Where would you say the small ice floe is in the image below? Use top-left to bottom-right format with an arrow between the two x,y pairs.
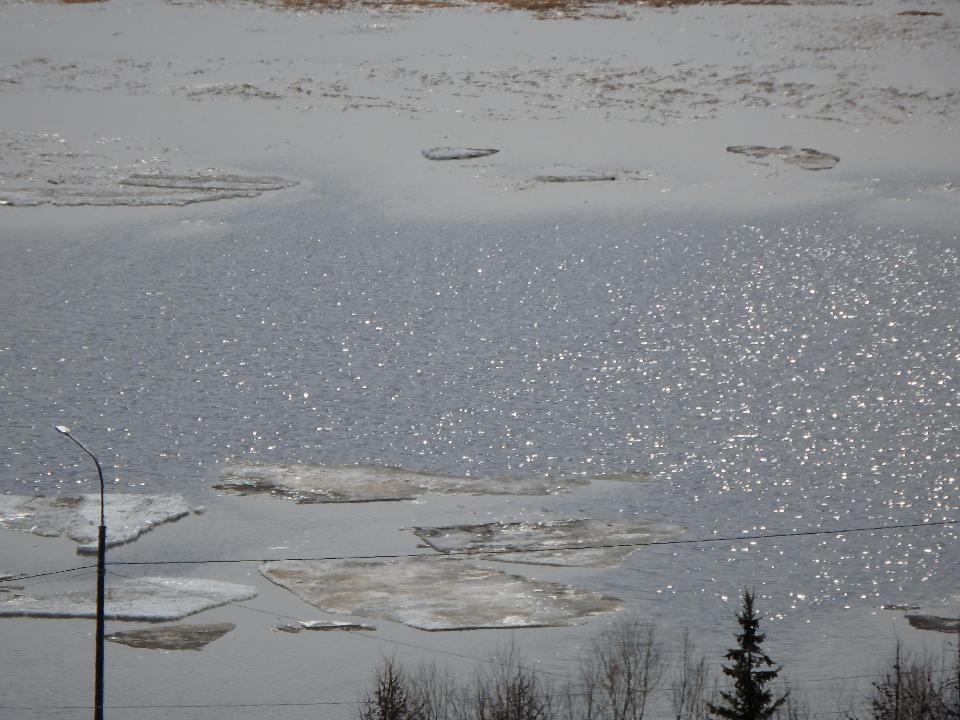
275,623 -> 303,633
902,595 -> 960,634
517,168 -> 650,189
422,147 -> 499,161
0,494 -> 198,554
0,577 -> 257,622
106,623 -> 235,650
532,173 -> 618,183
215,463 -> 649,503
260,557 -> 621,631
726,145 -> 840,170
300,620 -> 376,632
906,615 -> 960,633
410,519 -> 685,567
881,603 -> 922,611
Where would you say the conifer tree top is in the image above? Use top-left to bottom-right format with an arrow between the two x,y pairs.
707,591 -> 788,720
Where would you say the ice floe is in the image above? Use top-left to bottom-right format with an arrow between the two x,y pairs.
260,557 -> 621,631
410,519 -> 685,567
726,145 -> 840,170
532,173 -> 618,183
0,577 -> 257,621
215,463 -> 648,503
106,623 -> 235,650
300,620 -> 376,631
422,147 -> 499,160
906,614 -> 960,633
276,619 -> 377,633
0,131 -> 296,207
903,595 -> 960,633
0,494 -> 197,554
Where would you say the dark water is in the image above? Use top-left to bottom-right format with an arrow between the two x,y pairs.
1,191 -> 958,711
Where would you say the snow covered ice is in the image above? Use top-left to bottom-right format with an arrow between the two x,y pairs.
216,462 -> 648,503
410,519 -> 686,567
261,557 -> 622,630
0,577 -> 257,621
0,493 -> 197,554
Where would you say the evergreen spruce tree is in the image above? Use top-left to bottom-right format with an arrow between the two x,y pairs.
707,591 -> 788,720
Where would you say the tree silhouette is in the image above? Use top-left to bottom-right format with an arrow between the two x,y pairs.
707,591 -> 788,720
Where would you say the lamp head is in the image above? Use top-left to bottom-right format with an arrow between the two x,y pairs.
54,425 -> 72,435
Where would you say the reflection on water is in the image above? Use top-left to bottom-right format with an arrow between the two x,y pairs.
0,197 -> 957,665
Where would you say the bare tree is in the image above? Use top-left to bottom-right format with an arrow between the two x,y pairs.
360,656 -> 427,720
672,629 -> 711,720
774,682 -> 810,720
411,661 -> 462,720
867,639 -> 959,720
467,643 -> 552,720
572,616 -> 665,720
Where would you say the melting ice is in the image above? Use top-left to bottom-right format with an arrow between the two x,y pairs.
106,623 -> 235,650
0,577 -> 257,621
0,494 -> 198,554
410,518 -> 685,567
216,462 -> 648,503
260,557 -> 621,631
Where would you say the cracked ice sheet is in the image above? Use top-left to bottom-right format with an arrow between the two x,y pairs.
261,558 -> 621,631
0,577 -> 256,622
215,463 -> 649,503
0,494 -> 196,554
410,519 -> 686,567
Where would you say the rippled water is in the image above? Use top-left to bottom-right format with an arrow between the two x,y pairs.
2,191 -> 958,709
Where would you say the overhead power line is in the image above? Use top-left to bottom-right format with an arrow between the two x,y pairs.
1,517 -> 955,583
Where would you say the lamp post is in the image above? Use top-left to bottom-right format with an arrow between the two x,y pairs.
54,425 -> 106,720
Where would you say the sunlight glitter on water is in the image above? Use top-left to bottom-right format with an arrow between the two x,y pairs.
1,203 -> 957,624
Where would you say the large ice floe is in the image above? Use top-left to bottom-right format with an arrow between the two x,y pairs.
0,131 -> 296,206
261,558 -> 621,631
0,494 -> 197,554
0,577 -> 256,621
106,623 -> 235,650
215,463 -> 648,503
410,519 -> 685,567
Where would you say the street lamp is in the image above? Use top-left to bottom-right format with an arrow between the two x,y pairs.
54,425 -> 106,720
